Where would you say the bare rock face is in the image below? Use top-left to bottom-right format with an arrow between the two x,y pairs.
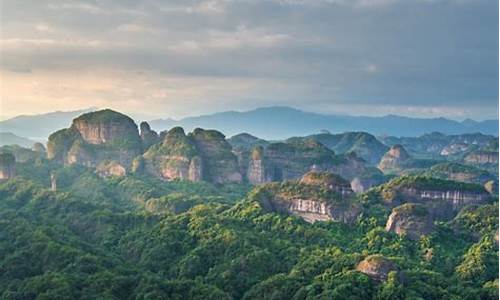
356,255 -> 399,282
378,175 -> 491,220
96,161 -> 127,178
247,146 -> 271,185
188,156 -> 203,182
484,180 -> 498,195
47,109 -> 142,169
237,137 -> 380,185
71,109 -> 140,145
464,151 -> 499,164
143,127 -> 198,181
143,127 -> 242,184
140,121 -> 159,149
378,144 -> 410,172
255,172 -> 361,224
385,203 -> 435,240
0,153 -> 15,181
190,128 -> 242,184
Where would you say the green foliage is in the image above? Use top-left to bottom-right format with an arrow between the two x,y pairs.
0,160 -> 498,299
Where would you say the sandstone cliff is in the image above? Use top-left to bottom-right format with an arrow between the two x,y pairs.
139,121 -> 159,150
464,151 -> 499,164
143,127 -> 241,183
254,172 -> 361,224
385,203 -> 434,240
0,153 -> 15,181
378,144 -> 410,173
377,175 -> 490,220
190,128 -> 242,184
47,109 -> 142,169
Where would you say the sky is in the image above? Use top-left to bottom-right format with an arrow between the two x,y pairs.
0,0 -> 498,120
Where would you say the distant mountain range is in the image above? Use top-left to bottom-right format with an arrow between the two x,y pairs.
0,132 -> 36,147
0,108 -> 96,141
0,106 -> 497,141
148,107 -> 498,139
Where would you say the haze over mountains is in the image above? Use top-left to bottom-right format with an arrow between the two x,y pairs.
0,106 -> 497,143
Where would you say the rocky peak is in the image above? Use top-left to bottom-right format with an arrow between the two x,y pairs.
385,203 -> 434,240
139,121 -> 159,149
47,110 -> 142,168
247,146 -> 268,185
378,175 -> 490,220
464,151 -> 499,164
96,161 -> 127,178
71,109 -> 141,147
378,144 -> 410,172
190,128 -> 242,184
31,142 -> 46,153
356,255 -> 399,282
0,153 -> 16,181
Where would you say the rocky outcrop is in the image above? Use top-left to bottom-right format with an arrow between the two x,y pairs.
425,162 -> 494,184
385,203 -> 434,240
246,146 -> 272,185
32,142 -> 46,153
356,255 -> 399,282
96,161 -> 127,178
140,121 -> 159,149
377,175 -> 491,220
47,109 -> 142,169
464,151 -> 498,164
190,128 -> 242,184
399,188 -> 490,211
71,109 -> 140,145
231,136 -> 384,185
255,172 -> 361,224
0,153 -> 15,181
143,127 -> 241,184
378,144 -> 410,172
188,156 -> 203,182
484,180 -> 498,195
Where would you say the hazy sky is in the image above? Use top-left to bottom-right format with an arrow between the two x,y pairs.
1,0 -> 498,120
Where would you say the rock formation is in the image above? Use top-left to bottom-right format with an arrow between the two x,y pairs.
378,144 -> 410,172
255,172 -> 361,224
143,127 -> 241,184
47,109 -> 142,169
139,121 -> 159,149
377,175 -> 490,220
423,162 -> 495,186
0,153 -> 15,181
247,146 -> 271,185
385,203 -> 434,240
190,128 -> 242,184
96,161 -> 127,178
50,173 -> 57,191
32,142 -> 46,153
356,255 -> 399,282
230,136 -> 384,186
464,151 -> 499,164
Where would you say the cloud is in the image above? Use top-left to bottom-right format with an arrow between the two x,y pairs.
0,0 -> 497,120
